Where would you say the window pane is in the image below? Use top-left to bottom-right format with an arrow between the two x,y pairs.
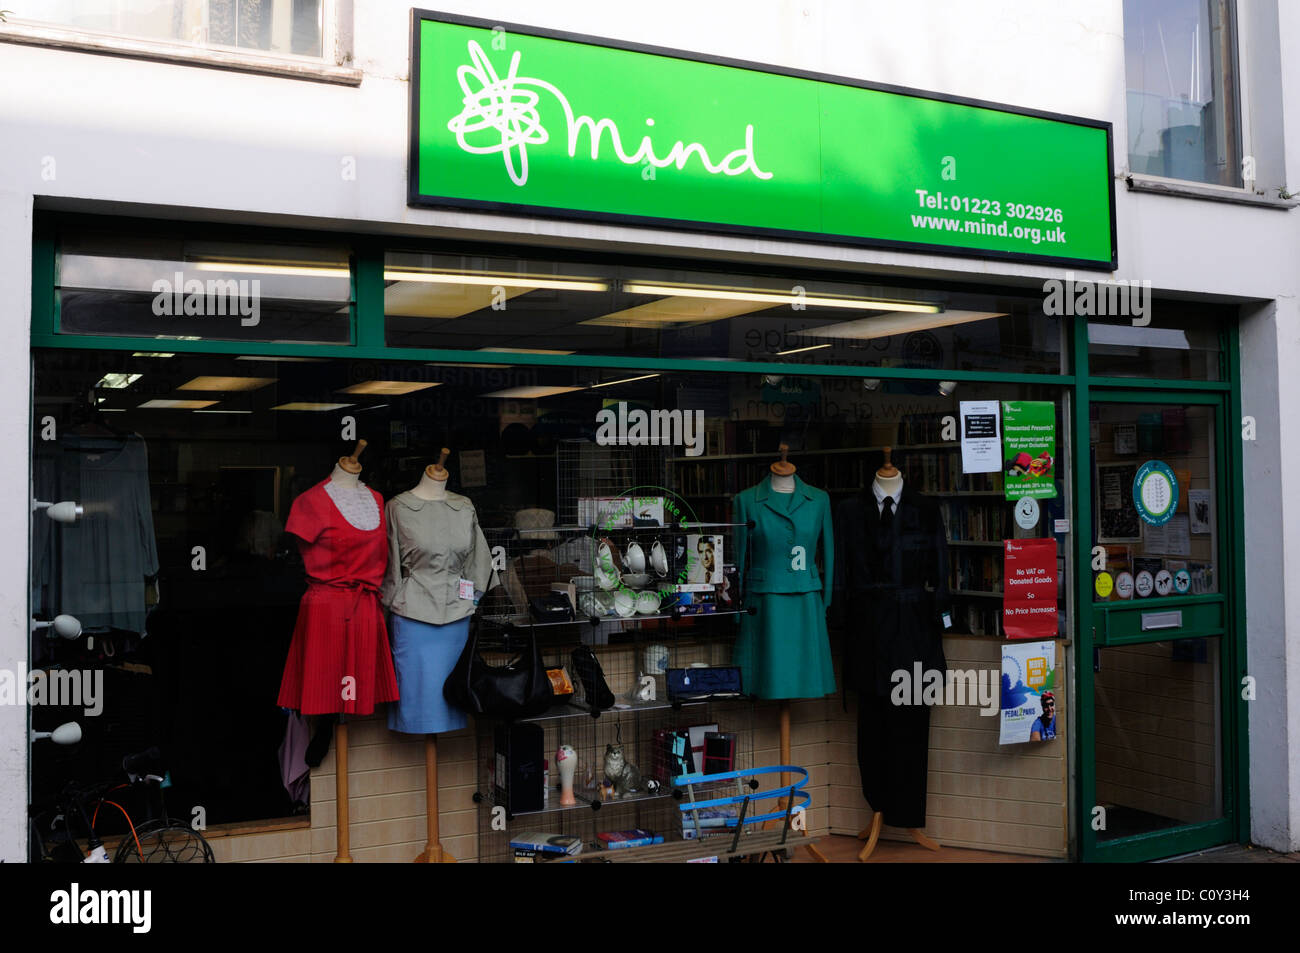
14,0 -> 325,60
1124,0 -> 1241,186
384,251 -> 1067,374
1087,305 -> 1223,380
1095,638 -> 1223,839
1090,402 -> 1218,602
58,230 -> 352,344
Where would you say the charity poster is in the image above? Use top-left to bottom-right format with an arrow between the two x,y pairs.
1003,538 -> 1058,640
1001,401 -> 1057,499
959,400 -> 1001,474
1000,641 -> 1058,745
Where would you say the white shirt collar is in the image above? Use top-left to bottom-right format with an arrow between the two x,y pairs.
872,479 -> 902,510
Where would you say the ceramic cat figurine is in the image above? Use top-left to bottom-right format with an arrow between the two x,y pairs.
603,743 -> 642,799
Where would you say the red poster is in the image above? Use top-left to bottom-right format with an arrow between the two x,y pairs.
1003,539 -> 1058,640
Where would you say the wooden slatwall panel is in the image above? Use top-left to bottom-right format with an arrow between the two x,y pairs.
828,636 -> 1070,857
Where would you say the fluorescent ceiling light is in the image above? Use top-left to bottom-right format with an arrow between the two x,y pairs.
431,362 -> 512,369
590,374 -> 660,388
132,352 -> 174,358
385,270 -> 608,292
99,408 -> 126,413
803,310 -> 1006,341
138,399 -> 217,409
1087,323 -> 1190,350
622,282 -> 939,313
338,381 -> 441,395
153,335 -> 202,341
179,376 -> 275,391
775,343 -> 832,356
479,347 -> 576,355
584,297 -> 767,329
271,402 -> 354,411
193,262 -> 350,278
235,355 -> 329,363
96,373 -> 141,389
480,386 -> 585,399
194,409 -> 253,415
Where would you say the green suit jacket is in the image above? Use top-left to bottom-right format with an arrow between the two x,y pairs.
732,475 -> 834,608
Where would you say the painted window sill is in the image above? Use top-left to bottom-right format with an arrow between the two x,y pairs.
0,22 -> 362,86
1124,174 -> 1298,210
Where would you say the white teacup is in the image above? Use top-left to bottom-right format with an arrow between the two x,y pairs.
625,541 -> 646,574
650,540 -> 668,577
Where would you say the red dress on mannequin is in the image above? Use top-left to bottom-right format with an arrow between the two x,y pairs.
276,479 -> 399,715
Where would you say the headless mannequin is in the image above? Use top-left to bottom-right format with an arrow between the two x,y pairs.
411,448 -> 455,864
766,445 -> 827,862
858,445 -> 941,860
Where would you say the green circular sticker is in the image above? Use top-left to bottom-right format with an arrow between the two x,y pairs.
1174,569 -> 1191,594
1094,571 -> 1114,598
1133,460 -> 1179,526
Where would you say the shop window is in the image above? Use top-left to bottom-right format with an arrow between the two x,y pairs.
383,250 -> 1067,374
1087,306 -> 1224,380
9,0 -> 332,60
56,230 -> 353,344
30,349 -> 1071,831
1089,401 -> 1219,602
1124,0 -> 1242,187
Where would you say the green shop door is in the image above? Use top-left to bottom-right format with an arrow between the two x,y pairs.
1079,391 -> 1245,862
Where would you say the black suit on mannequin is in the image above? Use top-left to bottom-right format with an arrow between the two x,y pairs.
835,483 -> 949,829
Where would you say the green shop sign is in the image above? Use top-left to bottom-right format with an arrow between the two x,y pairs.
409,10 -> 1117,268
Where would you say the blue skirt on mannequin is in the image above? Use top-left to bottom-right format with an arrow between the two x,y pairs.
387,614 -> 471,735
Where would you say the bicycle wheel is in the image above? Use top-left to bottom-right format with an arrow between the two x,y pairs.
114,819 -> 215,863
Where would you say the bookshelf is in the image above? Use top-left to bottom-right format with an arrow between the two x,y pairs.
669,415 -> 1052,639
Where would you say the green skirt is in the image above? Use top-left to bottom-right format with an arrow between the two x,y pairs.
734,592 -> 836,700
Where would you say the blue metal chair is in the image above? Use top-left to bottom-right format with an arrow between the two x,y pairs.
673,765 -> 811,862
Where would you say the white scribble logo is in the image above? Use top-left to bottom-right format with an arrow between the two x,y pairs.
446,40 -> 773,187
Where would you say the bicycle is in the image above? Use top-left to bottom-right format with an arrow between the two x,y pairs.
29,746 -> 216,863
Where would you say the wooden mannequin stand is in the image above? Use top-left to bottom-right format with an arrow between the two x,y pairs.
766,445 -> 828,863
413,449 -> 457,864
856,446 -> 940,861
332,439 -> 366,863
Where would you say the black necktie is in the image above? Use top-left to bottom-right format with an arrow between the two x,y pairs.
880,496 -> 895,534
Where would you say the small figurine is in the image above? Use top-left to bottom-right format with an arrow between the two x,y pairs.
556,744 -> 578,806
603,743 -> 643,799
600,780 -> 615,801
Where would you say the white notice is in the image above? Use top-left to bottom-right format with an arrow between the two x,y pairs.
959,400 -> 1001,474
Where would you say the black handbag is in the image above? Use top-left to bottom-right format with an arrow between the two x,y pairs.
444,623 -> 553,719
570,645 -> 615,711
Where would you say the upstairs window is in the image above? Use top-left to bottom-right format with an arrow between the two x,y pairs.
1124,0 -> 1242,187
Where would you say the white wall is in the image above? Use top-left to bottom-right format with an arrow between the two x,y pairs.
0,0 -> 1297,857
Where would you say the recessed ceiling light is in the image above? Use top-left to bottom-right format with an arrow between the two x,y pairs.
804,310 -> 1005,341
138,399 -> 218,409
96,373 -> 142,389
479,347 -> 577,355
480,386 -> 585,399
622,282 -> 940,313
590,374 -> 660,388
775,344 -> 832,356
179,376 -> 275,391
385,270 -> 608,292
271,402 -> 354,411
338,381 -> 441,395
235,355 -> 329,363
193,262 -> 350,278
